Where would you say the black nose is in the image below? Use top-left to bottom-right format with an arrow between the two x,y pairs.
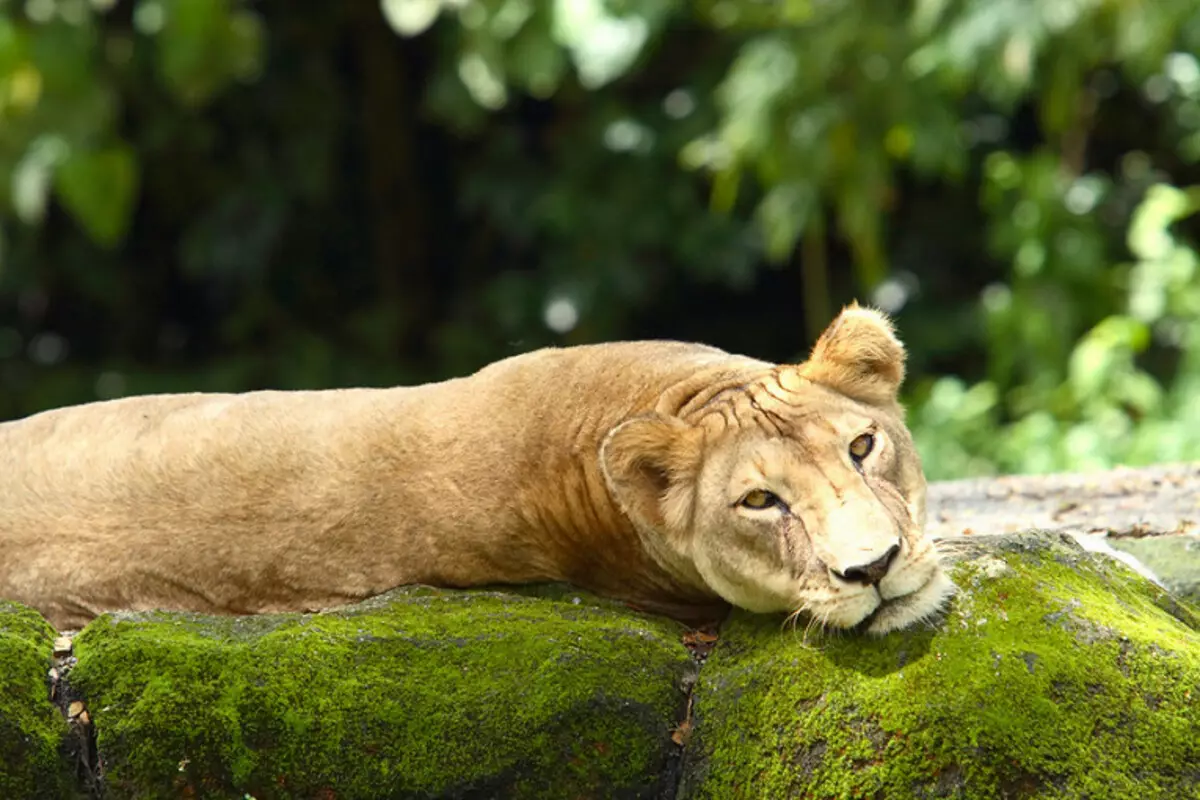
834,544 -> 900,586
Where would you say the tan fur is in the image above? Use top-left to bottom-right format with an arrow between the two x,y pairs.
0,306 -> 953,633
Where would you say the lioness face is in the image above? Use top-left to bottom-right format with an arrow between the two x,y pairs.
687,385 -> 954,635
601,304 -> 955,635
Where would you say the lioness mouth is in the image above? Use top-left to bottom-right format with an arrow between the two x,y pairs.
851,591 -> 891,634
850,574 -> 933,634
847,568 -> 955,635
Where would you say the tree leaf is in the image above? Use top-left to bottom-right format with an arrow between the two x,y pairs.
54,144 -> 139,248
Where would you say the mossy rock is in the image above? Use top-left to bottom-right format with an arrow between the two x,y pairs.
0,601 -> 75,799
678,531 -> 1200,800
1107,535 -> 1200,605
69,586 -> 695,799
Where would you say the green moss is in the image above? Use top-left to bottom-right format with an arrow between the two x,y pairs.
679,531 -> 1200,800
0,601 -> 75,799
69,586 -> 695,799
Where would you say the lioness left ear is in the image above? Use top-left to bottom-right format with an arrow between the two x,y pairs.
795,302 -> 906,405
600,414 -> 703,538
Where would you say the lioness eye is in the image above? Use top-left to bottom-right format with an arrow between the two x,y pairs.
849,433 -> 875,462
740,489 -> 781,510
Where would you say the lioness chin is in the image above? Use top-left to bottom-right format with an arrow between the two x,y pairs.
0,304 -> 954,634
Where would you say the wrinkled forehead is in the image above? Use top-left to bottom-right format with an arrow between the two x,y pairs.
692,375 -> 891,441
722,422 -> 852,480
694,377 -> 913,482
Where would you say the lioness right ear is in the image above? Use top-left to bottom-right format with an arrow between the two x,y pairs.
794,302 -> 906,405
600,414 -> 703,537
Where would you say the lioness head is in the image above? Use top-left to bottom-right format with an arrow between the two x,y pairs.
601,305 -> 954,635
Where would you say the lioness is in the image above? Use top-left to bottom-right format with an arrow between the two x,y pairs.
0,304 -> 953,633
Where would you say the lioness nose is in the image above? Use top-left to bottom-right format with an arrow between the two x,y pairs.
833,544 -> 900,586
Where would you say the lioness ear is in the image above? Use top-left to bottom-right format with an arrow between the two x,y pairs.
600,414 -> 703,537
795,302 -> 906,404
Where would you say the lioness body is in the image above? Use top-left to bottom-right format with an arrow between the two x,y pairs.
0,307 -> 954,632
2,342 -> 736,628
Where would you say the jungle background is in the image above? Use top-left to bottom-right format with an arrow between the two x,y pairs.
2,0 -> 1200,480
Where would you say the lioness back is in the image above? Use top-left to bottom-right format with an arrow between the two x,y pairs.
0,308 -> 954,634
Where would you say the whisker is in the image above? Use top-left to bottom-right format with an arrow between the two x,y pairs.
802,615 -> 818,646
783,600 -> 815,639
803,605 -> 835,647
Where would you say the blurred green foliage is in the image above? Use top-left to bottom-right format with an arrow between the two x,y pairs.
1,0 -> 1200,480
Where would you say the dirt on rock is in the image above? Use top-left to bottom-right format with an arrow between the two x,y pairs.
926,462 -> 1200,540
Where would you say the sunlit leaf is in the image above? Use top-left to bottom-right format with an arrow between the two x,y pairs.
552,0 -> 648,89
1128,184 -> 1197,261
11,135 -> 67,224
1120,370 -> 1164,415
458,47 -> 507,110
757,182 -> 814,261
491,0 -> 534,40
7,62 -> 42,112
716,36 -> 797,156
910,0 -> 952,37
381,0 -> 443,37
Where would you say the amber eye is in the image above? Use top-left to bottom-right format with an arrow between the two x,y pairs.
849,433 -> 875,462
740,489 -> 782,510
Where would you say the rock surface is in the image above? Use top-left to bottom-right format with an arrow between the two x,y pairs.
0,602 -> 74,799
67,586 -> 695,800
927,462 -> 1200,606
1107,535 -> 1200,604
679,532 -> 1200,799
925,462 -> 1200,539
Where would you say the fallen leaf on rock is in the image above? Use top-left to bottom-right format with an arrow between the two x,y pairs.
671,719 -> 692,746
1053,502 -> 1080,519
682,627 -> 721,661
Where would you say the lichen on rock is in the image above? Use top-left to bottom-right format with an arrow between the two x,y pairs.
679,531 -> 1200,799
0,601 -> 74,799
68,585 -> 696,800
